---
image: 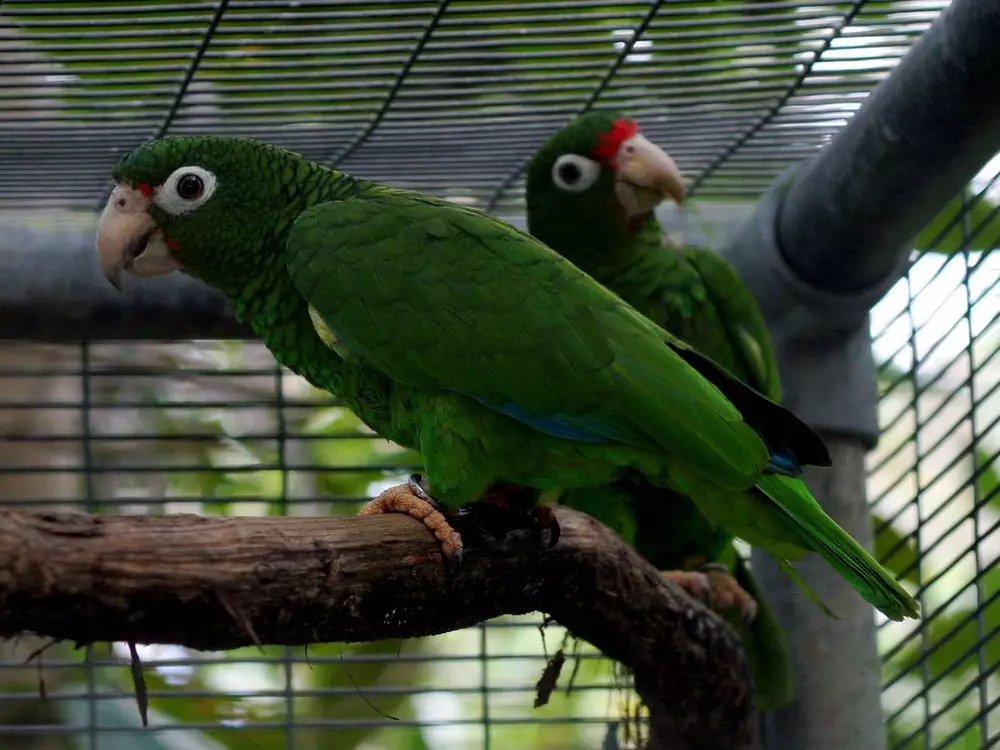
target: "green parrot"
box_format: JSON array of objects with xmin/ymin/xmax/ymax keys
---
[
  {"xmin": 95, "ymin": 136, "xmax": 919, "ymax": 631},
  {"xmin": 525, "ymin": 111, "xmax": 798, "ymax": 707}
]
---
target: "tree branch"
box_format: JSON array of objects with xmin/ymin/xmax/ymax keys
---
[{"xmin": 0, "ymin": 506, "xmax": 759, "ymax": 750}]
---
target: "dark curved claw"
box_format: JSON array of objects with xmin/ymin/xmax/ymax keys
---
[
  {"xmin": 407, "ymin": 473, "xmax": 436, "ymax": 506},
  {"xmin": 406, "ymin": 473, "xmax": 465, "ymax": 577},
  {"xmin": 530, "ymin": 505, "xmax": 561, "ymax": 549},
  {"xmin": 407, "ymin": 472, "xmax": 460, "ymax": 522},
  {"xmin": 544, "ymin": 512, "xmax": 561, "ymax": 549},
  {"xmin": 449, "ymin": 545, "xmax": 465, "ymax": 577}
]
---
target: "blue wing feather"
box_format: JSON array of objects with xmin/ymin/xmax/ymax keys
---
[
  {"xmin": 475, "ymin": 398, "xmax": 617, "ymax": 443},
  {"xmin": 766, "ymin": 448, "xmax": 802, "ymax": 477},
  {"xmin": 479, "ymin": 397, "xmax": 804, "ymax": 476}
]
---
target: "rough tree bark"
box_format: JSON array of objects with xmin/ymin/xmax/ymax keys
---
[{"xmin": 0, "ymin": 505, "xmax": 760, "ymax": 750}]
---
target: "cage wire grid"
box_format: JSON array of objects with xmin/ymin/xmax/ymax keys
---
[{"xmin": 0, "ymin": 0, "xmax": 997, "ymax": 749}]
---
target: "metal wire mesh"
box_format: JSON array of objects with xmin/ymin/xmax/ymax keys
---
[
  {"xmin": 1, "ymin": 0, "xmax": 997, "ymax": 749},
  {"xmin": 0, "ymin": 339, "xmax": 637, "ymax": 750},
  {"xmin": 868, "ymin": 160, "xmax": 1000, "ymax": 749},
  {"xmin": 2, "ymin": 0, "xmax": 945, "ymax": 211}
]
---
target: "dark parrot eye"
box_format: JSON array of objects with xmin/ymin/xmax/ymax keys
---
[
  {"xmin": 176, "ymin": 173, "xmax": 205, "ymax": 200},
  {"xmin": 559, "ymin": 161, "xmax": 582, "ymax": 185},
  {"xmin": 551, "ymin": 154, "xmax": 601, "ymax": 193}
]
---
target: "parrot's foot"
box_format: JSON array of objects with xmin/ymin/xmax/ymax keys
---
[
  {"xmin": 454, "ymin": 482, "xmax": 560, "ymax": 549},
  {"xmin": 663, "ymin": 565, "xmax": 757, "ymax": 623},
  {"xmin": 358, "ymin": 474, "xmax": 464, "ymax": 568},
  {"xmin": 701, "ymin": 562, "xmax": 758, "ymax": 623},
  {"xmin": 662, "ymin": 570, "xmax": 713, "ymax": 603}
]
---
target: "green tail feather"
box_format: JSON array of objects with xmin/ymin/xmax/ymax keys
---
[
  {"xmin": 755, "ymin": 474, "xmax": 920, "ymax": 621},
  {"xmin": 728, "ymin": 555, "xmax": 795, "ymax": 710}
]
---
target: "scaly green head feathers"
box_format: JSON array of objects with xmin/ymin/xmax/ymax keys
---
[
  {"xmin": 525, "ymin": 111, "xmax": 685, "ymax": 273},
  {"xmin": 101, "ymin": 135, "xmax": 345, "ymax": 300}
]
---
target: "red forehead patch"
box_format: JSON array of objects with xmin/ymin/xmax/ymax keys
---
[
  {"xmin": 137, "ymin": 183, "xmax": 154, "ymax": 198},
  {"xmin": 591, "ymin": 118, "xmax": 640, "ymax": 162}
]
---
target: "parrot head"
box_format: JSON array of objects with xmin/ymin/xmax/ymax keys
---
[
  {"xmin": 525, "ymin": 111, "xmax": 685, "ymax": 268},
  {"xmin": 96, "ymin": 135, "xmax": 309, "ymax": 293}
]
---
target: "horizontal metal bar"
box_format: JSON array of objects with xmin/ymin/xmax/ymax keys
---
[
  {"xmin": 0, "ymin": 225, "xmax": 246, "ymax": 340},
  {"xmin": 0, "ymin": 716, "xmax": 624, "ymax": 734},
  {"xmin": 0, "ymin": 682, "xmax": 618, "ymax": 702},
  {"xmin": 0, "ymin": 647, "xmax": 600, "ymax": 671}
]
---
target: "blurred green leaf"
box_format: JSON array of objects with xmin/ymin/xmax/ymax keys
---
[
  {"xmin": 887, "ymin": 719, "xmax": 982, "ymax": 750},
  {"xmin": 914, "ymin": 190, "xmax": 1000, "ymax": 254},
  {"xmin": 888, "ymin": 722, "xmax": 925, "ymax": 750},
  {"xmin": 396, "ymin": 725, "xmax": 433, "ymax": 750},
  {"xmin": 887, "ymin": 697, "xmax": 986, "ymax": 750},
  {"xmin": 58, "ymin": 685, "xmax": 228, "ymax": 750},
  {"xmin": 296, "ymin": 639, "xmax": 424, "ymax": 750},
  {"xmin": 884, "ymin": 568, "xmax": 999, "ymax": 685},
  {"xmin": 876, "ymin": 359, "xmax": 914, "ymax": 395},
  {"xmin": 306, "ymin": 405, "xmax": 421, "ymax": 509},
  {"xmin": 872, "ymin": 513, "xmax": 920, "ymax": 587},
  {"xmin": 974, "ymin": 447, "xmax": 1000, "ymax": 516}
]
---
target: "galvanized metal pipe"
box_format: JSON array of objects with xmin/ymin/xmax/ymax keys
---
[
  {"xmin": 0, "ymin": 218, "xmax": 247, "ymax": 341},
  {"xmin": 777, "ymin": 0, "xmax": 1000, "ymax": 295}
]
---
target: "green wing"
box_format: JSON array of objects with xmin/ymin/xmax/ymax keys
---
[
  {"xmin": 684, "ymin": 247, "xmax": 782, "ymax": 402},
  {"xmin": 284, "ymin": 190, "xmax": 770, "ymax": 490}
]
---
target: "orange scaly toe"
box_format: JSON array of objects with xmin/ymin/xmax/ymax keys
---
[{"xmin": 358, "ymin": 474, "xmax": 464, "ymax": 561}]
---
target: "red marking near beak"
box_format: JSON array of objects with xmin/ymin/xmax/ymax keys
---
[
  {"xmin": 137, "ymin": 183, "xmax": 153, "ymax": 198},
  {"xmin": 591, "ymin": 118, "xmax": 640, "ymax": 163},
  {"xmin": 165, "ymin": 237, "xmax": 181, "ymax": 252}
]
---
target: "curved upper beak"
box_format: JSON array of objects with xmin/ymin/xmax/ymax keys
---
[
  {"xmin": 613, "ymin": 134, "xmax": 686, "ymax": 218},
  {"xmin": 96, "ymin": 184, "xmax": 182, "ymax": 290}
]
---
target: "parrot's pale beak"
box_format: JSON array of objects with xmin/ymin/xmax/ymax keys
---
[
  {"xmin": 96, "ymin": 184, "xmax": 182, "ymax": 290},
  {"xmin": 613, "ymin": 134, "xmax": 686, "ymax": 219}
]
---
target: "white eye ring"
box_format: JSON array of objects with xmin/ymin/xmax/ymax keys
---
[
  {"xmin": 551, "ymin": 154, "xmax": 601, "ymax": 193},
  {"xmin": 154, "ymin": 165, "xmax": 217, "ymax": 215}
]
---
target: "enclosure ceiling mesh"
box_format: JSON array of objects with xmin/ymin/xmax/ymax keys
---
[
  {"xmin": 1, "ymin": 0, "xmax": 946, "ymax": 211},
  {"xmin": 2, "ymin": 2, "xmax": 998, "ymax": 750}
]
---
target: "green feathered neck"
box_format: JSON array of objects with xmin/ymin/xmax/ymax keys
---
[
  {"xmin": 184, "ymin": 173, "xmax": 359, "ymax": 316},
  {"xmin": 528, "ymin": 197, "xmax": 674, "ymax": 287}
]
